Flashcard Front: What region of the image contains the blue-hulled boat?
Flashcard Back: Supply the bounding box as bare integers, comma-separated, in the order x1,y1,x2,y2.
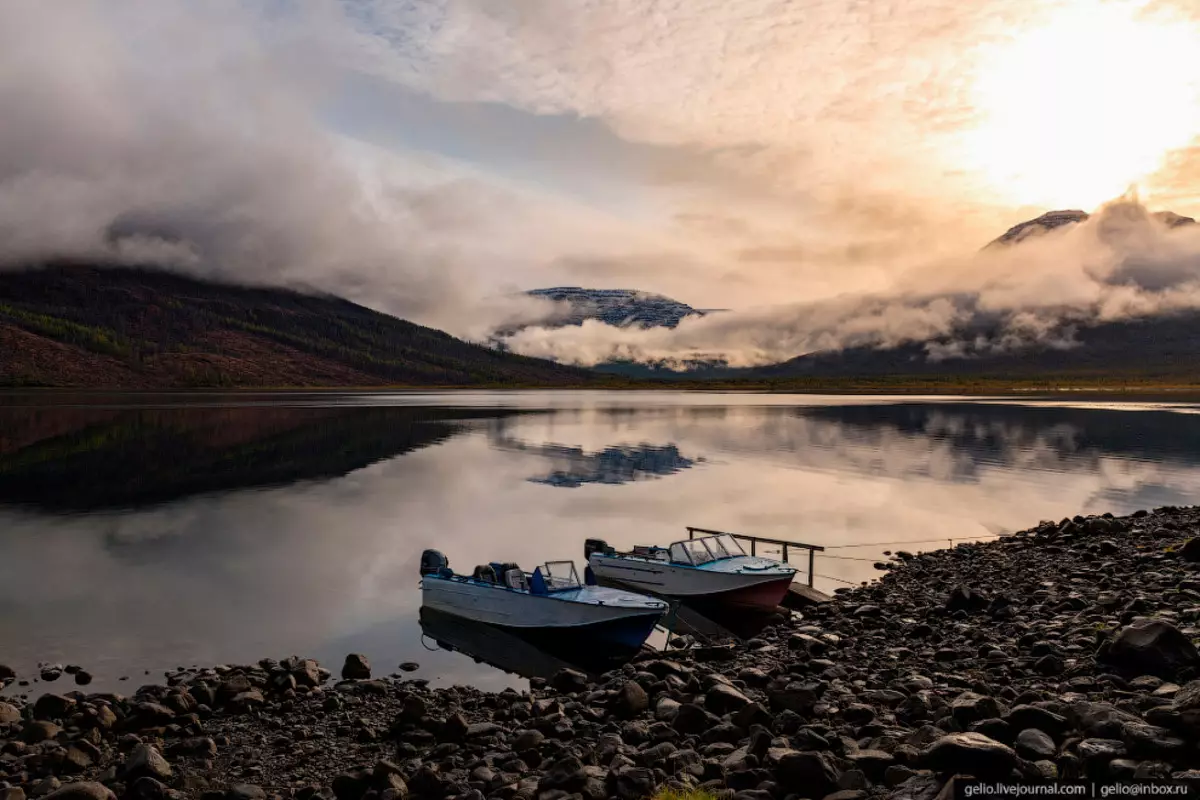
419,550,668,650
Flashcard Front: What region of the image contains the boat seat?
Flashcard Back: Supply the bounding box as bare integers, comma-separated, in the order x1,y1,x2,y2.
472,564,498,583
505,569,528,591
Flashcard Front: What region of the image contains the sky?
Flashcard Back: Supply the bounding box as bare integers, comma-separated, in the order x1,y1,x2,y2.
2,0,1200,364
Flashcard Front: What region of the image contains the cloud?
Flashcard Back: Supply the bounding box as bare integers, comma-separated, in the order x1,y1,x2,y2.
0,0,671,339
5,0,1200,367
499,201,1200,367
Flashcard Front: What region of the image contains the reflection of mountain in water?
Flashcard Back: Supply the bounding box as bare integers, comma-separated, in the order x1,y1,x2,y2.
419,606,641,679
797,402,1200,472
490,435,701,488
0,405,516,512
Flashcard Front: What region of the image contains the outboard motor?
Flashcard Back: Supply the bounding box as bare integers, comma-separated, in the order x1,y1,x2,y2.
420,549,449,576
584,538,613,559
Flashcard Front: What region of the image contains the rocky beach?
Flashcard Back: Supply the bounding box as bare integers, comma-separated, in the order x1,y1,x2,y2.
6,506,1200,800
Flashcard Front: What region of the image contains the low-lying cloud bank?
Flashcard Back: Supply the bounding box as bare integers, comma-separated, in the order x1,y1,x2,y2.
498,200,1200,368
0,1,575,338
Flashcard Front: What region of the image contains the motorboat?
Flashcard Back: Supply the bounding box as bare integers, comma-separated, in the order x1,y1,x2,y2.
585,532,797,610
419,550,668,650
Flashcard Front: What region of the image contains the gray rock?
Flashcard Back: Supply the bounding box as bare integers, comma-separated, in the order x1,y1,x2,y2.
655,697,681,721
128,779,167,800
0,701,21,725
887,774,942,800
615,680,649,719
1100,619,1200,677
41,785,116,800
33,694,76,720
538,756,587,792
227,785,266,800
672,703,719,735
919,732,1017,778
1077,739,1127,764
551,668,590,693
23,719,61,743
1014,729,1056,760
773,749,842,797
950,692,1001,725
123,744,173,781
292,659,323,688
1122,721,1186,759
341,653,371,680
1003,705,1068,737
610,766,655,800
1178,538,1200,562
706,683,753,714
1168,680,1200,731
512,729,544,753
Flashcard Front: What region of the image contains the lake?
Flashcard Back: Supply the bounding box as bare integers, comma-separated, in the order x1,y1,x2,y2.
2,390,1199,694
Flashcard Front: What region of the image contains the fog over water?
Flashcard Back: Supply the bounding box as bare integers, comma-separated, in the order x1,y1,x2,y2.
2,391,1200,693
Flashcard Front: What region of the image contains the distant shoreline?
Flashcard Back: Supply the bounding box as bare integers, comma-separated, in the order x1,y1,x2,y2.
5,380,1200,403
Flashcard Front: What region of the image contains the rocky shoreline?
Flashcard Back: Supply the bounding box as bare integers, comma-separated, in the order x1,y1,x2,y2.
7,506,1200,800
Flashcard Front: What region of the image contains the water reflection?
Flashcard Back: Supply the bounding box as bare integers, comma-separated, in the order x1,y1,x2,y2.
418,607,638,680
4,393,1200,693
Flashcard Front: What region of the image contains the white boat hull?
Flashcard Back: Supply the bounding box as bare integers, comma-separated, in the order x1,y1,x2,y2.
421,576,666,649
588,553,796,609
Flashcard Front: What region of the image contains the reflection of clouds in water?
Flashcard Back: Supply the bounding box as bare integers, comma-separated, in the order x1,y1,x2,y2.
5,400,1200,691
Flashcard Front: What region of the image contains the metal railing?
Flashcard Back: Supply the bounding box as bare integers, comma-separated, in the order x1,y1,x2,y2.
686,526,825,586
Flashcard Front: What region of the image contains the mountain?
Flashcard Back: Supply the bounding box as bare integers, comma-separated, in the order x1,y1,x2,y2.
524,287,713,329
989,208,1194,247
0,264,609,388
740,310,1200,380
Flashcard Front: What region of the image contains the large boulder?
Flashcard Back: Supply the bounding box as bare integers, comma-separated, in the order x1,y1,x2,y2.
610,766,655,800
341,654,371,680
706,683,753,714
1100,619,1200,677
1179,538,1200,562
0,701,22,725
538,756,588,793
672,703,720,735
122,744,173,782
772,749,842,797
946,586,989,613
614,680,649,719
919,732,1017,778
551,668,590,693
33,694,76,720
1168,680,1200,732
42,785,116,800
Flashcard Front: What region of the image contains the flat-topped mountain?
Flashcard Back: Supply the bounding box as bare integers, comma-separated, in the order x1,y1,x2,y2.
525,287,713,329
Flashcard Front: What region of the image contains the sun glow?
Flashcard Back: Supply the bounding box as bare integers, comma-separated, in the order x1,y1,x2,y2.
961,1,1200,210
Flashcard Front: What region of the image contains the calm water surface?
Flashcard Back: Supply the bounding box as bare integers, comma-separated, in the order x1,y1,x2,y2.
2,390,1199,693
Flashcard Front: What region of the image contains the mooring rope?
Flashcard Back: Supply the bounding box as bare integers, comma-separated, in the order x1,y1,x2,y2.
822,532,1006,550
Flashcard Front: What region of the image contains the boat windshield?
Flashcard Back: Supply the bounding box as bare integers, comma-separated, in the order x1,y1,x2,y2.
542,561,581,591
668,535,746,565
705,536,732,559
716,534,745,557
681,539,716,565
